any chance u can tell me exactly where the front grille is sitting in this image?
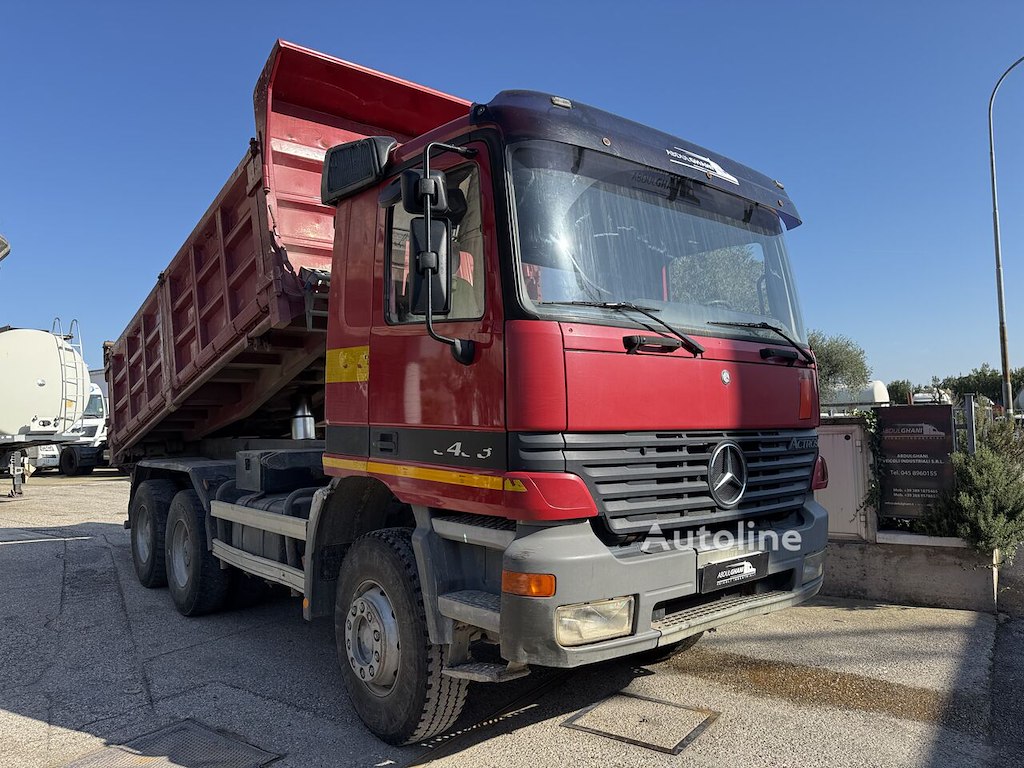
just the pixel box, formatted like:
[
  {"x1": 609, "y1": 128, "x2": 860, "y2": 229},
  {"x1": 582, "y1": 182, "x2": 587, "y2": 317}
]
[{"x1": 511, "y1": 430, "x2": 817, "y2": 535}]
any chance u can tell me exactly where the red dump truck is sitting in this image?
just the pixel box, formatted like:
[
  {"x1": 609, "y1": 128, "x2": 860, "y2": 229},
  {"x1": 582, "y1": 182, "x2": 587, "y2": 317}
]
[{"x1": 107, "y1": 41, "x2": 829, "y2": 744}]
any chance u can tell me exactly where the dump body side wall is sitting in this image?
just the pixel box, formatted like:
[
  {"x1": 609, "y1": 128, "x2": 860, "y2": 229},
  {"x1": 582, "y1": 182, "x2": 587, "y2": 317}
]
[{"x1": 106, "y1": 41, "x2": 468, "y2": 464}]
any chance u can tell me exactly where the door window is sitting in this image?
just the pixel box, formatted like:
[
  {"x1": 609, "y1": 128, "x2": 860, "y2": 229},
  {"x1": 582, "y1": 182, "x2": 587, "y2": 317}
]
[{"x1": 386, "y1": 164, "x2": 485, "y2": 323}]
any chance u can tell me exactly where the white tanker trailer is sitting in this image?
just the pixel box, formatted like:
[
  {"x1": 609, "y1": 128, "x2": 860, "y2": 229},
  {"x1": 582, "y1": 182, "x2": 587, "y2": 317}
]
[{"x1": 0, "y1": 325, "x2": 89, "y2": 495}]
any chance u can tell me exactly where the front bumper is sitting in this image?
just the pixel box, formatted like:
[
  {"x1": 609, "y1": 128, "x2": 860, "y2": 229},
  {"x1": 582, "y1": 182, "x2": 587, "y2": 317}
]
[{"x1": 500, "y1": 499, "x2": 828, "y2": 667}]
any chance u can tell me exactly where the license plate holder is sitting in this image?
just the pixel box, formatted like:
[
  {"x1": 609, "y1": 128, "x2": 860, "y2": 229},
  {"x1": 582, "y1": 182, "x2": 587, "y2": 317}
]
[{"x1": 700, "y1": 551, "x2": 769, "y2": 593}]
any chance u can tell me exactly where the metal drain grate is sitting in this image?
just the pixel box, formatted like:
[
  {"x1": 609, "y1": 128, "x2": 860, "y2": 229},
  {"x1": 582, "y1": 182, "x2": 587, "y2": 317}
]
[
  {"x1": 561, "y1": 692, "x2": 719, "y2": 755},
  {"x1": 65, "y1": 719, "x2": 280, "y2": 768}
]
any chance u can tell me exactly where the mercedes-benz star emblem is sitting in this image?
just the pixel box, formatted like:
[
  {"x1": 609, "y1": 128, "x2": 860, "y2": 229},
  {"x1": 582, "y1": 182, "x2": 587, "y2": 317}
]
[{"x1": 708, "y1": 441, "x2": 748, "y2": 509}]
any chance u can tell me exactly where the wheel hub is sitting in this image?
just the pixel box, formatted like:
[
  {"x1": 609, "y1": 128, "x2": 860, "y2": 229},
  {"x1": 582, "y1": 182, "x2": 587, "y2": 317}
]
[
  {"x1": 170, "y1": 519, "x2": 191, "y2": 589},
  {"x1": 344, "y1": 581, "x2": 400, "y2": 696}
]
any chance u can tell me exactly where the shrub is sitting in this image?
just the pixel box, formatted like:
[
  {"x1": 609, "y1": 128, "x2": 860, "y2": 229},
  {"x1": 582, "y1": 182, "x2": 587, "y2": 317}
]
[
  {"x1": 977, "y1": 418, "x2": 1024, "y2": 466},
  {"x1": 921, "y1": 446, "x2": 1024, "y2": 563}
]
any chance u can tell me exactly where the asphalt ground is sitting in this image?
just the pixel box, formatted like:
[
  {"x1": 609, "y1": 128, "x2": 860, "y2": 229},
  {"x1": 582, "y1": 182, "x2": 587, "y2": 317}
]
[{"x1": 1, "y1": 470, "x2": 1021, "y2": 767}]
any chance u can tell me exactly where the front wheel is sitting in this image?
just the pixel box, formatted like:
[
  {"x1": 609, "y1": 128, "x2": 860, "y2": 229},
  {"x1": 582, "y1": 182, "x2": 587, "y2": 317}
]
[
  {"x1": 60, "y1": 448, "x2": 84, "y2": 476},
  {"x1": 335, "y1": 528, "x2": 467, "y2": 745},
  {"x1": 60, "y1": 448, "x2": 95, "y2": 475}
]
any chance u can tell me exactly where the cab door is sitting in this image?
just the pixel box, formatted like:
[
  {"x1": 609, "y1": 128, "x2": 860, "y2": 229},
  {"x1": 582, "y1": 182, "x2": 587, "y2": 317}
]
[{"x1": 368, "y1": 142, "x2": 506, "y2": 485}]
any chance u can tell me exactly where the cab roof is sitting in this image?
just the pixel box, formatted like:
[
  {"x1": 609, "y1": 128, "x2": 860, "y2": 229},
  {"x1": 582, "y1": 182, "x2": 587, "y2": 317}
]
[{"x1": 472, "y1": 90, "x2": 801, "y2": 229}]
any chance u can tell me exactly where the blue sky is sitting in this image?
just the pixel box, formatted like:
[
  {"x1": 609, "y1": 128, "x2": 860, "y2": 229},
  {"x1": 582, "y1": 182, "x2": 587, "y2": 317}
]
[{"x1": 2, "y1": 1, "x2": 1024, "y2": 387}]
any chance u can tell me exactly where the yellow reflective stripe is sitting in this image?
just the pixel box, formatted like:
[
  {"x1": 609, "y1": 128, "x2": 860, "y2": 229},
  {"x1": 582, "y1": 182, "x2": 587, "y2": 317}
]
[
  {"x1": 322, "y1": 457, "x2": 368, "y2": 473},
  {"x1": 369, "y1": 461, "x2": 505, "y2": 490},
  {"x1": 322, "y1": 455, "x2": 528, "y2": 492},
  {"x1": 325, "y1": 346, "x2": 369, "y2": 383}
]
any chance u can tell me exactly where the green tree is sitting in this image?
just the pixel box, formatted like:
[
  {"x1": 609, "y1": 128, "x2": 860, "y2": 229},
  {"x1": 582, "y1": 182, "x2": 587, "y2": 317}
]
[
  {"x1": 887, "y1": 379, "x2": 913, "y2": 405},
  {"x1": 939, "y1": 363, "x2": 1024, "y2": 406},
  {"x1": 940, "y1": 364, "x2": 1002, "y2": 403},
  {"x1": 808, "y1": 330, "x2": 871, "y2": 403}
]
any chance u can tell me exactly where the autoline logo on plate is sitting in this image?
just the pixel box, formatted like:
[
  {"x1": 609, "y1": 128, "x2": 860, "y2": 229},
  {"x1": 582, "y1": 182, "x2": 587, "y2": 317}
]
[{"x1": 640, "y1": 521, "x2": 803, "y2": 554}]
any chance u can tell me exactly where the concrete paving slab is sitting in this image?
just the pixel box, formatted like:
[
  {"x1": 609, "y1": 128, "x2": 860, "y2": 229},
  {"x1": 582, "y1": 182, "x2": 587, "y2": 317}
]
[
  {"x1": 0, "y1": 692, "x2": 50, "y2": 764},
  {"x1": 991, "y1": 616, "x2": 1024, "y2": 765},
  {"x1": 700, "y1": 595, "x2": 996, "y2": 694},
  {"x1": 151, "y1": 682, "x2": 407, "y2": 768},
  {"x1": 30, "y1": 709, "x2": 166, "y2": 768},
  {"x1": 413, "y1": 664, "x2": 991, "y2": 768},
  {"x1": 564, "y1": 692, "x2": 717, "y2": 754}
]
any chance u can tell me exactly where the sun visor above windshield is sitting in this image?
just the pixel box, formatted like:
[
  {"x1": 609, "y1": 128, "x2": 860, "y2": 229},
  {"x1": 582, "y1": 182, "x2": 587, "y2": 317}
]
[{"x1": 473, "y1": 90, "x2": 801, "y2": 229}]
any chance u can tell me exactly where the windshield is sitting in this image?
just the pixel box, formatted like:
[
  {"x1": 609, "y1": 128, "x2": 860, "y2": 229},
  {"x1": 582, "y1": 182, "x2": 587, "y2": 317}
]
[
  {"x1": 83, "y1": 394, "x2": 105, "y2": 419},
  {"x1": 510, "y1": 141, "x2": 807, "y2": 344}
]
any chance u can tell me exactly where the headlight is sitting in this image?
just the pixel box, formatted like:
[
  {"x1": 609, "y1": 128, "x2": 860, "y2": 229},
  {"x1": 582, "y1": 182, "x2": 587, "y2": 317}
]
[
  {"x1": 555, "y1": 596, "x2": 634, "y2": 647},
  {"x1": 802, "y1": 550, "x2": 825, "y2": 584}
]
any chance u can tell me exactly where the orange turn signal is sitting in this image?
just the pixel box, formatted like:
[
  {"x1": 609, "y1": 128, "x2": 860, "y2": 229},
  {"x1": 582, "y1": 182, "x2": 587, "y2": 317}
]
[
  {"x1": 799, "y1": 375, "x2": 814, "y2": 420},
  {"x1": 502, "y1": 570, "x2": 556, "y2": 597}
]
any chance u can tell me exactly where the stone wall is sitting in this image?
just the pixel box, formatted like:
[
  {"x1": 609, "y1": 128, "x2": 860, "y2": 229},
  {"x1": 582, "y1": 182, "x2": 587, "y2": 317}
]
[{"x1": 821, "y1": 537, "x2": 998, "y2": 613}]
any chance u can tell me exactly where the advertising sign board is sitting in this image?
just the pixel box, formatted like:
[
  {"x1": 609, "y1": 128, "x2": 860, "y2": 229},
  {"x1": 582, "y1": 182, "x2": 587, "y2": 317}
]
[{"x1": 876, "y1": 404, "x2": 955, "y2": 519}]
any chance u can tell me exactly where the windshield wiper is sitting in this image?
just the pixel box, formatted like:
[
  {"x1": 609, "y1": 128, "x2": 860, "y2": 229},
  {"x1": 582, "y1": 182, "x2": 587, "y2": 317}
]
[
  {"x1": 707, "y1": 320, "x2": 814, "y2": 364},
  {"x1": 542, "y1": 301, "x2": 705, "y2": 356}
]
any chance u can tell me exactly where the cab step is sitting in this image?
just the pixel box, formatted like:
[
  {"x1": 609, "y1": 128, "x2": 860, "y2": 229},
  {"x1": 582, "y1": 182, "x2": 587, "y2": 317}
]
[
  {"x1": 442, "y1": 661, "x2": 530, "y2": 683},
  {"x1": 438, "y1": 590, "x2": 500, "y2": 634}
]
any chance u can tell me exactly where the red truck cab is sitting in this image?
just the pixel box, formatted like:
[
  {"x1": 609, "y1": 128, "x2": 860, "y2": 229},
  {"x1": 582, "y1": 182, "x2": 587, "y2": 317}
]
[{"x1": 318, "y1": 83, "x2": 827, "y2": 669}]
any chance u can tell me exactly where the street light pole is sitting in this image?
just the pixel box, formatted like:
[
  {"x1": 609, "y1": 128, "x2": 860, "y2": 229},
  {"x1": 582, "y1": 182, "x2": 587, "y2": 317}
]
[{"x1": 989, "y1": 54, "x2": 1024, "y2": 419}]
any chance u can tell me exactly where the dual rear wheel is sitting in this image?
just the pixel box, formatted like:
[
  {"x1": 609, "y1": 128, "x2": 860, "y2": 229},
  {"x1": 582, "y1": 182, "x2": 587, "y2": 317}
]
[
  {"x1": 129, "y1": 480, "x2": 229, "y2": 615},
  {"x1": 128, "y1": 483, "x2": 468, "y2": 744}
]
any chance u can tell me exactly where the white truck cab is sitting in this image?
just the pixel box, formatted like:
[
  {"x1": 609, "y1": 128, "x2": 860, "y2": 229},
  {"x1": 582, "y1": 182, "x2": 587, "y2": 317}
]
[
  {"x1": 58, "y1": 383, "x2": 108, "y2": 475},
  {"x1": 28, "y1": 383, "x2": 108, "y2": 475}
]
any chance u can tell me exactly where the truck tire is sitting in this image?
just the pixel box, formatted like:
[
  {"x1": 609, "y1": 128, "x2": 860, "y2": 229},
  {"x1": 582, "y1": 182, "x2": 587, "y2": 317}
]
[
  {"x1": 60, "y1": 447, "x2": 95, "y2": 476},
  {"x1": 60, "y1": 448, "x2": 93, "y2": 476},
  {"x1": 636, "y1": 631, "x2": 704, "y2": 664},
  {"x1": 165, "y1": 490, "x2": 231, "y2": 616},
  {"x1": 335, "y1": 528, "x2": 468, "y2": 745},
  {"x1": 130, "y1": 479, "x2": 177, "y2": 588}
]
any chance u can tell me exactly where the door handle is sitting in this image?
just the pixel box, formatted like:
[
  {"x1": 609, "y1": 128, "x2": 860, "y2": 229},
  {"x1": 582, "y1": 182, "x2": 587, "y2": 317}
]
[
  {"x1": 623, "y1": 335, "x2": 682, "y2": 354},
  {"x1": 760, "y1": 347, "x2": 799, "y2": 362},
  {"x1": 375, "y1": 431, "x2": 398, "y2": 455}
]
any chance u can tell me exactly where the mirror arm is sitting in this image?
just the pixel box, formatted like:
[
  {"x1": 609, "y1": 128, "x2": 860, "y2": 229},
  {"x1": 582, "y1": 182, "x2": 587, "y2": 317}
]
[
  {"x1": 420, "y1": 140, "x2": 477, "y2": 257},
  {"x1": 417, "y1": 140, "x2": 478, "y2": 366},
  {"x1": 423, "y1": 277, "x2": 476, "y2": 365},
  {"x1": 422, "y1": 142, "x2": 478, "y2": 179}
]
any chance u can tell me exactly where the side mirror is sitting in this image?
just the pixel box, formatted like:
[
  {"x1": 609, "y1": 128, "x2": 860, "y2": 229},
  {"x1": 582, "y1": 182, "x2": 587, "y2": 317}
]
[
  {"x1": 409, "y1": 217, "x2": 451, "y2": 315},
  {"x1": 402, "y1": 169, "x2": 449, "y2": 215},
  {"x1": 321, "y1": 136, "x2": 397, "y2": 206},
  {"x1": 402, "y1": 141, "x2": 477, "y2": 366}
]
